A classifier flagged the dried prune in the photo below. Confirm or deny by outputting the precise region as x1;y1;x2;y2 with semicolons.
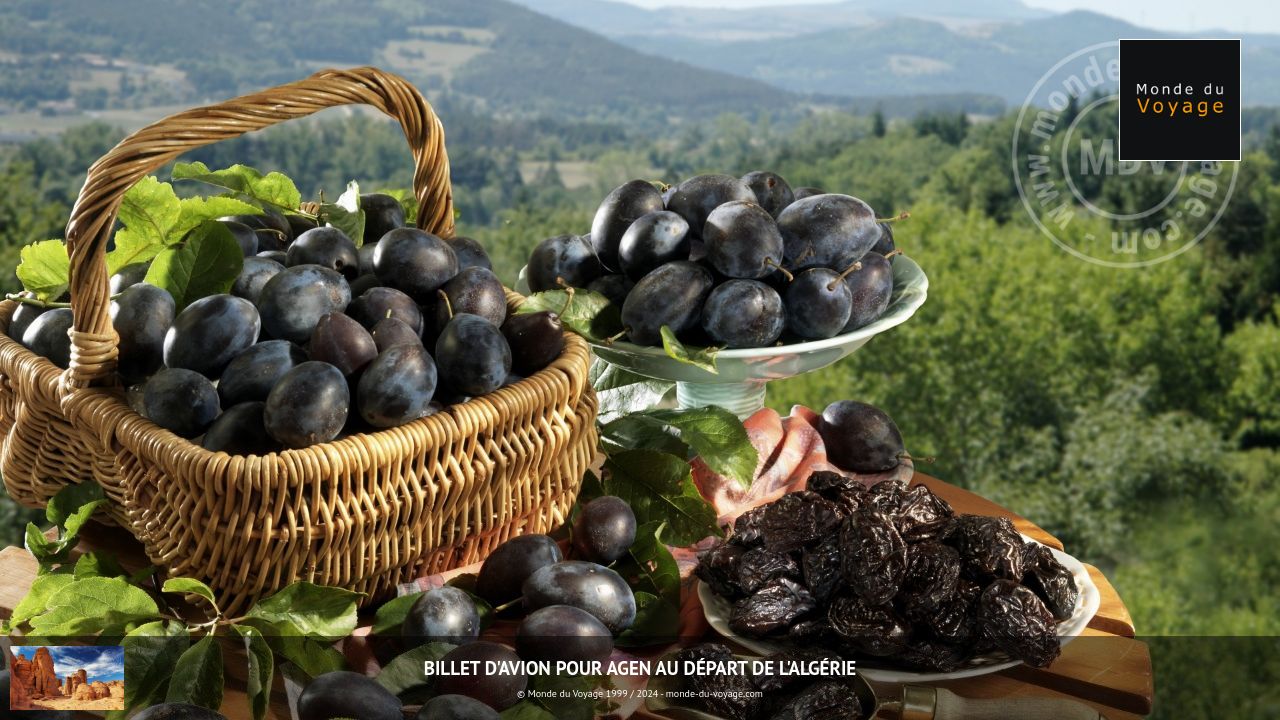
738;547;801;594
861;479;907;515
895;484;955;541
760;491;843;553
898;640;967;672
674;642;735;666
696;541;747;599
828;594;909;657
1022;544;1079;620
898;542;961;614
731;578;817;638
801;536;843;603
838;510;907;605
805;470;865;516
786;619;835;644
913;579;981;645
770;680;863;720
732;506;768;547
752;648;843;693
976;579;1061;668
948;515;1027;581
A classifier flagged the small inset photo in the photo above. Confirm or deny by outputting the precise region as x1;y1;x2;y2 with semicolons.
6;645;125;712
1119;38;1242;161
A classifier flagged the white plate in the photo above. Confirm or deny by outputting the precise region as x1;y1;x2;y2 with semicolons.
697;534;1101;683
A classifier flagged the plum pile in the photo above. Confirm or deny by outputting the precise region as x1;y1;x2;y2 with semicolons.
696;476;1079;672
526;173;903;348
8;197;567;453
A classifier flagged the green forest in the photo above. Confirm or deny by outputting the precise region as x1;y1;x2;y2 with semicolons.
2;98;1279;714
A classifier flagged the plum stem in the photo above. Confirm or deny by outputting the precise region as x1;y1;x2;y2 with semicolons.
438;290;454;320
876;211;911;223
900;451;936;464
762;258;793;282
828;261;862;290
492;597;524;614
557;284;577;316
5;293;73;309
884;249;904;259
603;327;629;345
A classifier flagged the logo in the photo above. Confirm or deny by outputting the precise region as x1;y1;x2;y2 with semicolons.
6;645;125;712
1119;39;1241;161
1012;42;1238;268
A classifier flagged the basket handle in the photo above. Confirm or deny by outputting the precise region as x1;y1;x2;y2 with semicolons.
61;66;454;392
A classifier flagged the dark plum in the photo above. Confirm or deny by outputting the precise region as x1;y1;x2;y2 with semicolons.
793;186;824;200
500;311;563;375
842;252;894;332
360;193;407;244
257;265;351;344
435;314;511;396
256;250;287;264
143;368;220;438
665;174;755;238
590;179;665;271
286;213;318;239
819;400;904;473
218;339;308;406
435;642;526;711
403;586;481;645
287;226;360;280
370;317;423;351
110;262;150;294
741;171;795;217
221;210;291;252
784;268;853;340
871;221;896;255
475;534;563;605
433;266;507;330
522;560;637;632
617;210;690;280
219;219;258;256
702;280;785;348
202;402;276;455
7;300;46;342
358;344;437;428
349;273;380;297
516;605;613;664
163;294;261;378
417;695;499;720
357;243;377;277
110;283;175;383
586;274;633;308
263;361;350;448
22;307;74;368
309;312;377;376
297;670;401;720
133;704;226;720
372;228;458;301
347;286;424;335
527;234;601;292
571;495;637;564
704;200;785;279
621;261;714;346
446;236;493;271
231;256;284;304
777;194;880;272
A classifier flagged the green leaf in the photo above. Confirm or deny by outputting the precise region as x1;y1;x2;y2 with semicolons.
501;703;557;720
9;573;75;628
233;625;274;720
172;162;301;211
266;634;345;679
604;407;756;488
518;288;623;342
163;577;219;610
372;591;423;636
16;240;71;300
74;551;126;580
27;576;162;639
107;176;183;275
245;581;363;638
174;196;262;239
587;359;673;423
602;449;722;546
165;635;224;710
375;642;455;696
613;591;679;648
123;620;190;713
599;416;688;458
144;220;244;311
47;481;107;526
317;180;366;247
660;326;719;374
24;522;58;563
375;188;418;224
625;523;680;602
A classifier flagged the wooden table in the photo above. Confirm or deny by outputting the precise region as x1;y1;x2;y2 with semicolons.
0;472;1152;719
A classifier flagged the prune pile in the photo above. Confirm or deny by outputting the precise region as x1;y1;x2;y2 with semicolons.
10;198;566;453
526;173;902;348
696;476;1079;671
672;643;866;720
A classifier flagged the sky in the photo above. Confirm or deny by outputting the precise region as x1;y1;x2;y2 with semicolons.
608;0;1280;35
12;646;126;684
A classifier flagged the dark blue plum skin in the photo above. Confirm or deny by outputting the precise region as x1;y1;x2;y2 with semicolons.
571;495;637;564
372;228;459;301
256;250;288;264
163;294;261;379
819;400;904;473
347;286;424;335
263;361;350;448
218;339;308;407
219;219;258;256
403;586;481;646
500;311;563;375
297;671;402;720
143;368;220;438
231;256;285;304
741;170;796;217
309;312;377;376
220;211;290;252
621;261;714;346
202;402;277;455
792;186;824;200
370;317;423;352
447;236;493;272
702;280;785;348
527;234;602;292
522;560;637;632
132;703;226;720
22;307;74;368
475;534;563;605
348;273;380;297
871;221;896;255
287;213;318;239
360;192;407;245
435;313;512;396
703;200;785;279
358;243;377;277
435;642;526;711
7;300;46;342
417;694;500;720
842;251;894;333
358;344;437;427
433;266;507;330
516;605;614;663
111;283;176;384
586;274;633;308
618;210;691;280
109;262;150;294
776;193;880;272
784;268;853;340
288;226;360;280
590;179;665;271
257;265;351;344
664;174;755;239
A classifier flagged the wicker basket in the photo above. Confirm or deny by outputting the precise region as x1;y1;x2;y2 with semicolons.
0;67;597;615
